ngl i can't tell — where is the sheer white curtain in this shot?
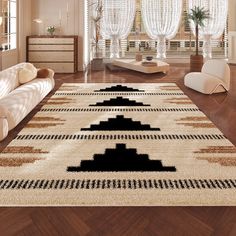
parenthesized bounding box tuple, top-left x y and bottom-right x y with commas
(100, 0, 136, 58)
(189, 0, 228, 59)
(141, 0, 182, 59)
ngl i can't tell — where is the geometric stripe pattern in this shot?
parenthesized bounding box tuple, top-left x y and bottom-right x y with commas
(1, 83, 236, 206)
(54, 92, 185, 96)
(40, 108, 200, 112)
(0, 179, 235, 190)
(15, 134, 226, 141)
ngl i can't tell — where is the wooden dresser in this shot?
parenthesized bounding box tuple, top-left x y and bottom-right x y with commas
(27, 36, 78, 73)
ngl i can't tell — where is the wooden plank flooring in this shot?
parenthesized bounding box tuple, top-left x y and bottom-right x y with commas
(0, 63, 236, 236)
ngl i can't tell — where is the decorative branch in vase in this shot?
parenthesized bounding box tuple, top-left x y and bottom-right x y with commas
(90, 0, 103, 58)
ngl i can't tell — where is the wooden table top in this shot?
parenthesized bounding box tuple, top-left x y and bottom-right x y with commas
(113, 59, 170, 74)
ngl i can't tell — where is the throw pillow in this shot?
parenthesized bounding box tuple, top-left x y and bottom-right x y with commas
(37, 68, 50, 78)
(18, 63, 38, 84)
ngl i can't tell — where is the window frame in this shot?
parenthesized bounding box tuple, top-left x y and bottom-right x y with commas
(1, 0, 17, 51)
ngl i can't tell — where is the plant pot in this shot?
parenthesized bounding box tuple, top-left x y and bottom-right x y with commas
(135, 53, 143, 62)
(190, 55, 204, 72)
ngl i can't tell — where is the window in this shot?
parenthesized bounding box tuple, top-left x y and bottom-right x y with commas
(126, 0, 228, 58)
(1, 0, 17, 51)
(91, 0, 228, 58)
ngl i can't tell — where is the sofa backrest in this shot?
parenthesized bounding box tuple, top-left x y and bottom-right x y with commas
(0, 63, 30, 99)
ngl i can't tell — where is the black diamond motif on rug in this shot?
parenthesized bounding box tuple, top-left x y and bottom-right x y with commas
(95, 85, 145, 92)
(67, 144, 176, 172)
(90, 97, 150, 107)
(81, 115, 160, 131)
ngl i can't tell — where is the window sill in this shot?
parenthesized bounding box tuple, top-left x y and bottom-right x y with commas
(2, 49, 17, 53)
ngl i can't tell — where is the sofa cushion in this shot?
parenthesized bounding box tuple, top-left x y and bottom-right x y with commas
(0, 77, 54, 131)
(18, 64, 38, 84)
(0, 64, 22, 99)
(0, 63, 36, 99)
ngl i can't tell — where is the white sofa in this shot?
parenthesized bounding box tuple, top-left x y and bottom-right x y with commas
(184, 60, 230, 94)
(0, 63, 55, 141)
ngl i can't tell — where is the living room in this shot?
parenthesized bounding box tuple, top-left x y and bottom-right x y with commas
(0, 0, 236, 235)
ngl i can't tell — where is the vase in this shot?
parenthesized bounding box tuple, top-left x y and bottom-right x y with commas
(48, 31, 55, 37)
(91, 58, 104, 71)
(92, 45, 103, 59)
(135, 53, 143, 62)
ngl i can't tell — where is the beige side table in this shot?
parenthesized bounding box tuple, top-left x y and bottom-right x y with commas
(113, 59, 170, 74)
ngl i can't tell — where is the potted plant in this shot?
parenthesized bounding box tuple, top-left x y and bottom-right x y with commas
(47, 26, 56, 36)
(187, 6, 210, 72)
(90, 0, 104, 70)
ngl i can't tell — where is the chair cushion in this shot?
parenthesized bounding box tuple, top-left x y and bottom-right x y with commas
(184, 72, 225, 94)
(201, 60, 231, 89)
(202, 60, 227, 80)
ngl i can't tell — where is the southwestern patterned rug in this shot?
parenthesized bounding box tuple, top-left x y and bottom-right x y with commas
(0, 83, 236, 206)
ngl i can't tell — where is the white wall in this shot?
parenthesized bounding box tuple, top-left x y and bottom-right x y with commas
(18, 0, 32, 63)
(2, 0, 85, 71)
(1, 0, 236, 70)
(227, 0, 236, 64)
(229, 0, 236, 31)
(0, 1, 2, 71)
(2, 50, 18, 69)
(31, 0, 85, 71)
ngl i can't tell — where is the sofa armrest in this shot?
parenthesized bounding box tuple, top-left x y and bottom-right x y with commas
(47, 68, 55, 79)
(0, 104, 8, 119)
(0, 117, 8, 141)
(47, 69, 55, 89)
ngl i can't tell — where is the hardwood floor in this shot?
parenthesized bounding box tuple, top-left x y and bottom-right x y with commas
(0, 63, 236, 236)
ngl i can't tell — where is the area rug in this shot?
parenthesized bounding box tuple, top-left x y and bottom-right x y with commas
(0, 83, 236, 206)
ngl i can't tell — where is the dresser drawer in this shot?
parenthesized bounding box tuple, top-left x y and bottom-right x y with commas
(33, 63, 75, 73)
(28, 38, 74, 45)
(28, 44, 74, 51)
(27, 36, 78, 73)
(29, 51, 74, 62)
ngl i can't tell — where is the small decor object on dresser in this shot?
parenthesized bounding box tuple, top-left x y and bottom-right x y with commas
(27, 36, 78, 73)
(46, 26, 56, 36)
